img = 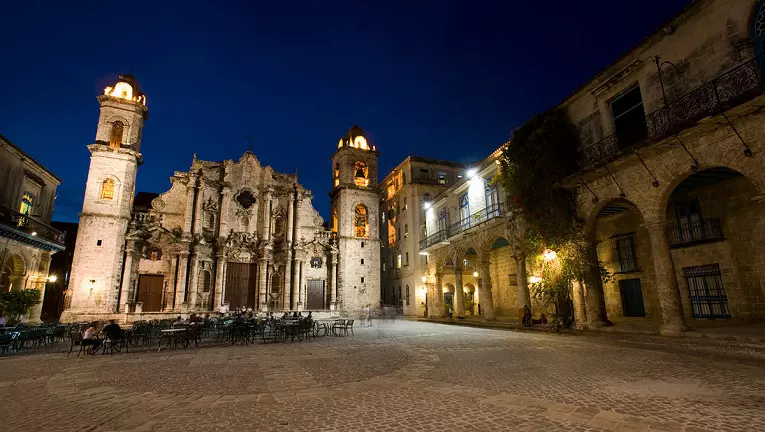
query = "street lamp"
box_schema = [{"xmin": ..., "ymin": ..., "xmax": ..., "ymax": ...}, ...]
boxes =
[
  {"xmin": 48, "ymin": 275, "xmax": 57, "ymax": 283},
  {"xmin": 472, "ymin": 271, "xmax": 479, "ymax": 277}
]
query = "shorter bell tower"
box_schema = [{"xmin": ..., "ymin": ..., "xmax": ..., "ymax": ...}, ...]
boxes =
[
  {"xmin": 62, "ymin": 75, "xmax": 148, "ymax": 320},
  {"xmin": 330, "ymin": 125, "xmax": 381, "ymax": 313}
]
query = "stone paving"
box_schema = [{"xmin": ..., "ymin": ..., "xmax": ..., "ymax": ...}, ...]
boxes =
[{"xmin": 1, "ymin": 321, "xmax": 764, "ymax": 432}]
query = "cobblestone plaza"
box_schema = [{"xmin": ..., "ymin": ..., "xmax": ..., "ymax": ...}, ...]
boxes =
[{"xmin": 1, "ymin": 321, "xmax": 764, "ymax": 431}]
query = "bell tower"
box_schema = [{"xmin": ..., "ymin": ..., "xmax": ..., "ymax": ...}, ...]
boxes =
[
  {"xmin": 330, "ymin": 125, "xmax": 381, "ymax": 313},
  {"xmin": 62, "ymin": 75, "xmax": 148, "ymax": 320}
]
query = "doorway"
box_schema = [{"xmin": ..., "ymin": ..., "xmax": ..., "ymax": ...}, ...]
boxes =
[
  {"xmin": 137, "ymin": 275, "xmax": 164, "ymax": 312},
  {"xmin": 306, "ymin": 279, "xmax": 325, "ymax": 310},
  {"xmin": 618, "ymin": 278, "xmax": 646, "ymax": 317}
]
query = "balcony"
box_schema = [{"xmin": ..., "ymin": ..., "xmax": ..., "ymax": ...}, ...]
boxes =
[
  {"xmin": 667, "ymin": 218, "xmax": 725, "ymax": 248},
  {"xmin": 419, "ymin": 202, "xmax": 506, "ymax": 250},
  {"xmin": 580, "ymin": 58, "xmax": 765, "ymax": 169},
  {"xmin": 0, "ymin": 205, "xmax": 65, "ymax": 251}
]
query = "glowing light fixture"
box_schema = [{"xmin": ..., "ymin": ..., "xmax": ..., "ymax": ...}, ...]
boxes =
[
  {"xmin": 418, "ymin": 251, "xmax": 429, "ymax": 256},
  {"xmin": 543, "ymin": 249, "xmax": 557, "ymax": 261},
  {"xmin": 472, "ymin": 271, "xmax": 479, "ymax": 277},
  {"xmin": 31, "ymin": 231, "xmax": 38, "ymax": 236},
  {"xmin": 467, "ymin": 169, "xmax": 477, "ymax": 178},
  {"xmin": 423, "ymin": 202, "xmax": 432, "ymax": 210},
  {"xmin": 528, "ymin": 276, "xmax": 542, "ymax": 284},
  {"xmin": 421, "ymin": 275, "xmax": 427, "ymax": 283},
  {"xmin": 48, "ymin": 275, "xmax": 57, "ymax": 283}
]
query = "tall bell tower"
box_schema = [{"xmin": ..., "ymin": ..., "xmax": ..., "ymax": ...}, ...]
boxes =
[
  {"xmin": 330, "ymin": 125, "xmax": 381, "ymax": 313},
  {"xmin": 62, "ymin": 75, "xmax": 148, "ymax": 320}
]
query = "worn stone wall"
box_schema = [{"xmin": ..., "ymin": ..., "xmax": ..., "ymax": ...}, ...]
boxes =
[{"xmin": 593, "ymin": 206, "xmax": 660, "ymax": 320}]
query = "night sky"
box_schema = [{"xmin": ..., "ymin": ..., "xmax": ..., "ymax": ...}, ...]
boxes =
[{"xmin": 2, "ymin": 0, "xmax": 689, "ymax": 223}]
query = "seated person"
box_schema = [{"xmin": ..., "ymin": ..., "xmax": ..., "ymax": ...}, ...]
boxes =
[
  {"xmin": 103, "ymin": 319, "xmax": 122, "ymax": 341},
  {"xmin": 173, "ymin": 316, "xmax": 184, "ymax": 326},
  {"xmin": 82, "ymin": 322, "xmax": 102, "ymax": 354}
]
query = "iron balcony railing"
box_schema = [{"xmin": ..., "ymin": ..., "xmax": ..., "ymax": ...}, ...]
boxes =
[
  {"xmin": 581, "ymin": 57, "xmax": 765, "ymax": 169},
  {"xmin": 0, "ymin": 204, "xmax": 65, "ymax": 246},
  {"xmin": 419, "ymin": 202, "xmax": 506, "ymax": 250},
  {"xmin": 667, "ymin": 218, "xmax": 724, "ymax": 247}
]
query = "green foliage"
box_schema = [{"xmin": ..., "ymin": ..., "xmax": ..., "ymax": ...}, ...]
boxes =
[
  {"xmin": 499, "ymin": 109, "xmax": 581, "ymax": 248},
  {"xmin": 499, "ymin": 109, "xmax": 610, "ymax": 328},
  {"xmin": 462, "ymin": 293, "xmax": 475, "ymax": 316},
  {"xmin": 0, "ymin": 289, "xmax": 41, "ymax": 325}
]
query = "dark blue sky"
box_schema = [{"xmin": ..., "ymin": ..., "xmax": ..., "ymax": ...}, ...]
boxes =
[{"xmin": 2, "ymin": 0, "xmax": 689, "ymax": 222}]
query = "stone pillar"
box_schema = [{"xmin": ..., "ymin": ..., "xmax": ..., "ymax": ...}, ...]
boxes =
[
  {"xmin": 183, "ymin": 176, "xmax": 197, "ymax": 233},
  {"xmin": 514, "ymin": 253, "xmax": 531, "ymax": 309},
  {"xmin": 175, "ymin": 252, "xmax": 189, "ymax": 310},
  {"xmin": 330, "ymin": 253, "xmax": 338, "ymax": 307},
  {"xmin": 219, "ymin": 186, "xmax": 230, "ymax": 236},
  {"xmin": 263, "ymin": 190, "xmax": 273, "ymax": 242},
  {"xmin": 119, "ymin": 241, "xmax": 137, "ymax": 313},
  {"xmin": 584, "ymin": 241, "xmax": 609, "ymax": 327},
  {"xmin": 286, "ymin": 193, "xmax": 295, "ymax": 244},
  {"xmin": 454, "ymin": 266, "xmax": 465, "ymax": 317},
  {"xmin": 290, "ymin": 258, "xmax": 298, "ymax": 309},
  {"xmin": 214, "ymin": 255, "xmax": 226, "ymax": 311},
  {"xmin": 646, "ymin": 221, "xmax": 689, "ymax": 336},
  {"xmin": 478, "ymin": 260, "xmax": 496, "ymax": 320},
  {"xmin": 572, "ymin": 279, "xmax": 588, "ymax": 330},
  {"xmin": 284, "ymin": 254, "xmax": 293, "ymax": 310},
  {"xmin": 297, "ymin": 260, "xmax": 304, "ymax": 310},
  {"xmin": 432, "ymin": 272, "xmax": 444, "ymax": 317},
  {"xmin": 258, "ymin": 257, "xmax": 268, "ymax": 310},
  {"xmin": 28, "ymin": 251, "xmax": 52, "ymax": 322},
  {"xmin": 192, "ymin": 182, "xmax": 204, "ymax": 234},
  {"xmin": 188, "ymin": 254, "xmax": 200, "ymax": 308}
]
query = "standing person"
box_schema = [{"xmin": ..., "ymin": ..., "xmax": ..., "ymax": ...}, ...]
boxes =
[
  {"xmin": 366, "ymin": 304, "xmax": 372, "ymax": 327},
  {"xmin": 82, "ymin": 322, "xmax": 102, "ymax": 354}
]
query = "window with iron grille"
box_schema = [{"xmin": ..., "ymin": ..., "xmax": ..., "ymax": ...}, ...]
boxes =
[
  {"xmin": 683, "ymin": 264, "xmax": 730, "ymax": 319},
  {"xmin": 612, "ymin": 234, "xmax": 637, "ymax": 273}
]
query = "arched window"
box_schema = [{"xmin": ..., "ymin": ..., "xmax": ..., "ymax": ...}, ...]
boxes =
[
  {"xmin": 331, "ymin": 206, "xmax": 338, "ymax": 232},
  {"xmin": 100, "ymin": 178, "xmax": 115, "ymax": 200},
  {"xmin": 334, "ymin": 163, "xmax": 340, "ymax": 187},
  {"xmin": 354, "ymin": 161, "xmax": 369, "ymax": 187},
  {"xmin": 109, "ymin": 121, "xmax": 124, "ymax": 149},
  {"xmin": 354, "ymin": 204, "xmax": 369, "ymax": 238}
]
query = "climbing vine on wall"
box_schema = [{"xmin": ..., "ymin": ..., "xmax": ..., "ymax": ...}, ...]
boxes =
[{"xmin": 498, "ymin": 109, "xmax": 609, "ymax": 327}]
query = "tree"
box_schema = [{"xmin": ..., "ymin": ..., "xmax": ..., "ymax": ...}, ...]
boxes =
[
  {"xmin": 0, "ymin": 289, "xmax": 42, "ymax": 325},
  {"xmin": 498, "ymin": 109, "xmax": 609, "ymax": 328}
]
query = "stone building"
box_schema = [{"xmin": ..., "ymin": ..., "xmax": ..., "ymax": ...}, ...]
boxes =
[
  {"xmin": 329, "ymin": 126, "xmax": 381, "ymax": 313},
  {"xmin": 0, "ymin": 133, "xmax": 65, "ymax": 321},
  {"xmin": 420, "ymin": 0, "xmax": 765, "ymax": 334},
  {"xmin": 62, "ymin": 76, "xmax": 380, "ymax": 322},
  {"xmin": 379, "ymin": 156, "xmax": 464, "ymax": 316}
]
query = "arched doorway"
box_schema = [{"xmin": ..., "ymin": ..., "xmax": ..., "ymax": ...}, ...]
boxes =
[
  {"xmin": 663, "ymin": 167, "xmax": 765, "ymax": 321},
  {"xmin": 590, "ymin": 199, "xmax": 657, "ymax": 322},
  {"xmin": 1, "ymin": 255, "xmax": 26, "ymax": 292},
  {"xmin": 463, "ymin": 282, "xmax": 477, "ymax": 315},
  {"xmin": 442, "ymin": 283, "xmax": 455, "ymax": 316}
]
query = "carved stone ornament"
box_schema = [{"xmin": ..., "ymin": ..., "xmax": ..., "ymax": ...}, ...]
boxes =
[
  {"xmin": 235, "ymin": 189, "xmax": 256, "ymax": 209},
  {"xmin": 151, "ymin": 197, "xmax": 166, "ymax": 210},
  {"xmin": 272, "ymin": 205, "xmax": 285, "ymax": 219},
  {"xmin": 226, "ymin": 231, "xmax": 259, "ymax": 249},
  {"xmin": 203, "ymin": 197, "xmax": 218, "ymax": 212}
]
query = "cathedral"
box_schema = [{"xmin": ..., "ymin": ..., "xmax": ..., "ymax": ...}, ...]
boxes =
[{"xmin": 61, "ymin": 75, "xmax": 380, "ymax": 322}]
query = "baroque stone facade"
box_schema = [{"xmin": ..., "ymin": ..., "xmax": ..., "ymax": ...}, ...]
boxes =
[{"xmin": 62, "ymin": 78, "xmax": 380, "ymax": 321}]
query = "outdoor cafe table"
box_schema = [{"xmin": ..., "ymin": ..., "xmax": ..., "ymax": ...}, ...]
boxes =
[{"xmin": 158, "ymin": 328, "xmax": 187, "ymax": 352}]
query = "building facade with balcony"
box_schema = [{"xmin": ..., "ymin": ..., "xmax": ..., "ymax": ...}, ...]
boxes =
[
  {"xmin": 557, "ymin": 0, "xmax": 765, "ymax": 334},
  {"xmin": 420, "ymin": 149, "xmax": 530, "ymax": 321},
  {"xmin": 0, "ymin": 133, "xmax": 65, "ymax": 321},
  {"xmin": 379, "ymin": 156, "xmax": 464, "ymax": 316}
]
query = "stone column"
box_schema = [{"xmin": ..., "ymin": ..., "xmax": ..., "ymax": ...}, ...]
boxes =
[
  {"xmin": 514, "ymin": 253, "xmax": 531, "ymax": 309},
  {"xmin": 28, "ymin": 251, "xmax": 51, "ymax": 322},
  {"xmin": 286, "ymin": 192, "xmax": 295, "ymax": 245},
  {"xmin": 119, "ymin": 240, "xmax": 137, "ymax": 313},
  {"xmin": 572, "ymin": 279, "xmax": 588, "ymax": 330},
  {"xmin": 584, "ymin": 240, "xmax": 609, "ymax": 327},
  {"xmin": 183, "ymin": 176, "xmax": 197, "ymax": 233},
  {"xmin": 258, "ymin": 257, "xmax": 268, "ymax": 310},
  {"xmin": 297, "ymin": 260, "xmax": 304, "ymax": 310},
  {"xmin": 188, "ymin": 254, "xmax": 200, "ymax": 308},
  {"xmin": 214, "ymin": 255, "xmax": 226, "ymax": 311},
  {"xmin": 478, "ymin": 259, "xmax": 496, "ymax": 320},
  {"xmin": 175, "ymin": 252, "xmax": 189, "ymax": 310},
  {"xmin": 330, "ymin": 253, "xmax": 338, "ymax": 307},
  {"xmin": 290, "ymin": 258, "xmax": 298, "ymax": 309},
  {"xmin": 432, "ymin": 272, "xmax": 444, "ymax": 317},
  {"xmin": 454, "ymin": 265, "xmax": 465, "ymax": 318},
  {"xmin": 646, "ymin": 221, "xmax": 689, "ymax": 336},
  {"xmin": 263, "ymin": 190, "xmax": 273, "ymax": 242},
  {"xmin": 218, "ymin": 186, "xmax": 230, "ymax": 236},
  {"xmin": 192, "ymin": 182, "xmax": 204, "ymax": 234}
]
